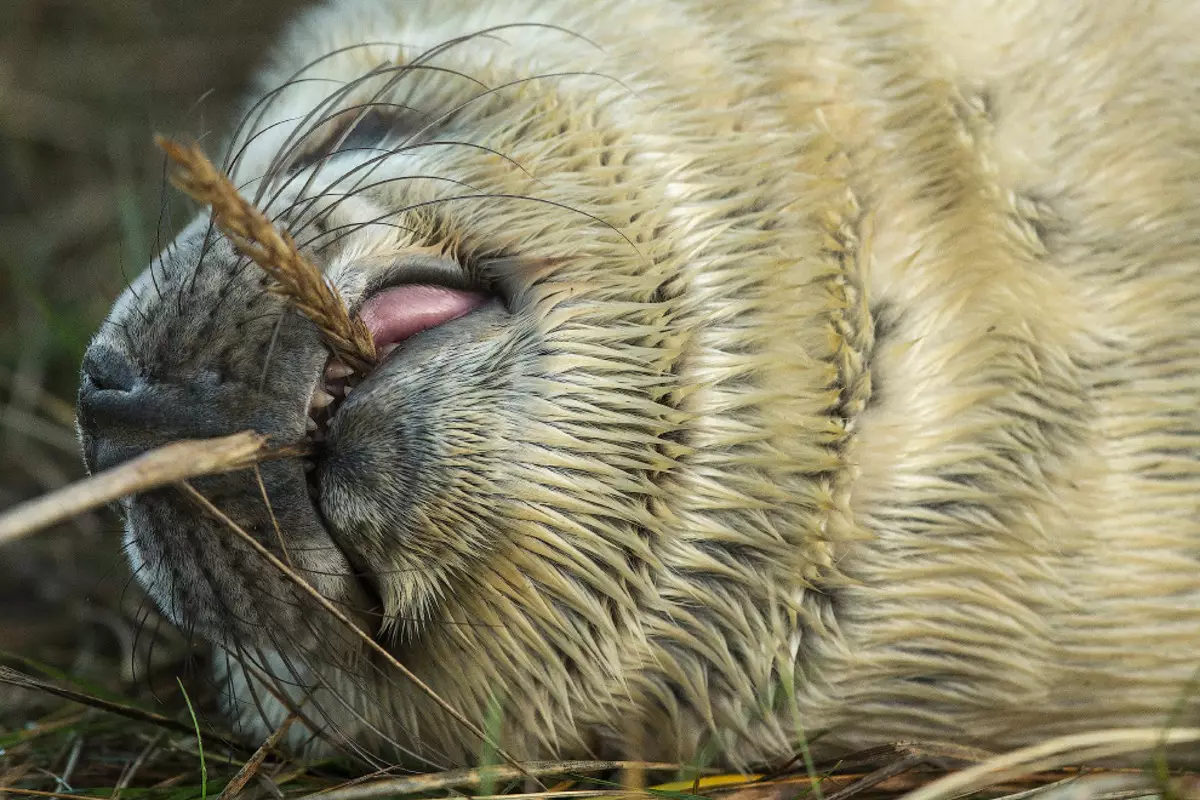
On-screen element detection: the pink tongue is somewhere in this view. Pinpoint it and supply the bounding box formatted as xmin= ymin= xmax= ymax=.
xmin=358 ymin=285 xmax=489 ymax=350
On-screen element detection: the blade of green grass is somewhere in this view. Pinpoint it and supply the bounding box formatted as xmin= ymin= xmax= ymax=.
xmin=177 ymin=677 xmax=208 ymax=800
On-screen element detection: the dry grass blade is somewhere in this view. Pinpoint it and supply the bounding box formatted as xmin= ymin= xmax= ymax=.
xmin=303 ymin=761 xmax=683 ymax=800
xmin=0 ymin=431 xmax=302 ymax=545
xmin=0 ymin=788 xmax=108 ymax=800
xmin=821 ymin=756 xmax=926 ymax=800
xmin=155 ymin=135 xmax=376 ymax=374
xmin=0 ymin=666 xmax=209 ymax=740
xmin=470 ymin=792 xmax=657 ymax=800
xmin=810 ymin=742 xmax=990 ymax=800
xmin=112 ymin=733 xmax=166 ymax=800
xmin=218 ymin=713 xmax=297 ymax=800
xmin=902 ymin=728 xmax=1200 ymax=800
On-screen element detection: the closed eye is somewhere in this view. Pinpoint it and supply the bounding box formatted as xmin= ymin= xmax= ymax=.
xmin=287 ymin=105 xmax=437 ymax=174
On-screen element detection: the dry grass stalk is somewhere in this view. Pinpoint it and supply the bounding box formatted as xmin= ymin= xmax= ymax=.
xmin=0 ymin=431 xmax=300 ymax=545
xmin=902 ymin=727 xmax=1200 ymax=800
xmin=155 ymin=135 xmax=377 ymax=374
xmin=0 ymin=666 xmax=207 ymax=739
xmin=302 ymin=762 xmax=684 ymax=800
xmin=218 ymin=713 xmax=297 ymax=800
xmin=0 ymin=787 xmax=94 ymax=800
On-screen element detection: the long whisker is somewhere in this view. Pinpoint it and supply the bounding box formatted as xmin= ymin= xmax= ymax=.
xmin=283 ymin=173 xmax=486 ymax=248
xmin=261 ymin=63 xmax=491 ymax=206
xmin=176 ymin=480 xmax=536 ymax=781
xmin=282 ymin=139 xmax=543 ymax=247
xmin=286 ymin=71 xmax=629 ymax=234
xmin=308 ymin=191 xmax=642 ymax=258
xmin=226 ymin=40 xmax=426 ymax=174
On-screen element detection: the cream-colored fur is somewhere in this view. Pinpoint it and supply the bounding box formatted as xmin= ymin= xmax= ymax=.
xmin=86 ymin=0 xmax=1200 ymax=768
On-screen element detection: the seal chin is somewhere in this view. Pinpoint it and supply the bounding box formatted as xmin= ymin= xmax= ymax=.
xmin=311 ymin=297 xmax=514 ymax=634
xmin=286 ymin=254 xmax=509 ymax=633
xmin=121 ymin=458 xmax=372 ymax=649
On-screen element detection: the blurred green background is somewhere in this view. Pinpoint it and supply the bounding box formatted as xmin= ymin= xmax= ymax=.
xmin=0 ymin=0 xmax=313 ymax=399
xmin=0 ymin=0 xmax=312 ymax=783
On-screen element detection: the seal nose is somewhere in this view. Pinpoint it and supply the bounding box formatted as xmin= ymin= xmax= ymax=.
xmin=78 ymin=345 xmax=152 ymax=473
xmin=77 ymin=345 xmax=221 ymax=473
xmin=80 ymin=344 xmax=137 ymax=394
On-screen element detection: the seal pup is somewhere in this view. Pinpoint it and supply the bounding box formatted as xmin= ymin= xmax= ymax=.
xmin=76 ymin=0 xmax=1200 ymax=767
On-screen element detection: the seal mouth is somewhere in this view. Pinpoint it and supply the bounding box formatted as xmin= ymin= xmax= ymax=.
xmin=293 ymin=266 xmax=501 ymax=626
xmin=302 ymin=266 xmax=499 ymax=445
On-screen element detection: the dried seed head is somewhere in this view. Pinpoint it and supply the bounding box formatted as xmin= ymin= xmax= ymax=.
xmin=155 ymin=135 xmax=377 ymax=374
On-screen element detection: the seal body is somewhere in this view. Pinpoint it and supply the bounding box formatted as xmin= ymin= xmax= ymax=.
xmin=77 ymin=0 xmax=1200 ymax=767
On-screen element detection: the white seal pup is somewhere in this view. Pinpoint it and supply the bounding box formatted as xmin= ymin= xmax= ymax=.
xmin=77 ymin=0 xmax=1200 ymax=767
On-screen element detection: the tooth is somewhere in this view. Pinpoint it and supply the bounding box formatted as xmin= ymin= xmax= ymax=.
xmin=310 ymin=390 xmax=335 ymax=410
xmin=306 ymin=418 xmax=319 ymax=432
xmin=343 ymin=386 xmax=354 ymax=397
xmin=325 ymin=362 xmax=354 ymax=380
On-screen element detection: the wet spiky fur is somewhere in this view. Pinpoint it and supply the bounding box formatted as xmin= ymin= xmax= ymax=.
xmin=80 ymin=0 xmax=1200 ymax=769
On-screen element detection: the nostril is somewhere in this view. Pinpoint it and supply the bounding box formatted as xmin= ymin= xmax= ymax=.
xmin=80 ymin=346 xmax=137 ymax=394
xmin=76 ymin=346 xmax=154 ymax=474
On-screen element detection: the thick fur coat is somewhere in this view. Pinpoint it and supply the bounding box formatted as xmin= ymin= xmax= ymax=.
xmin=77 ymin=0 xmax=1200 ymax=768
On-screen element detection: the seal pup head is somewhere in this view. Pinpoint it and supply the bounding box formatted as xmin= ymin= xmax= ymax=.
xmin=76 ymin=0 xmax=1200 ymax=772
xmin=76 ymin=0 xmax=846 ymax=766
